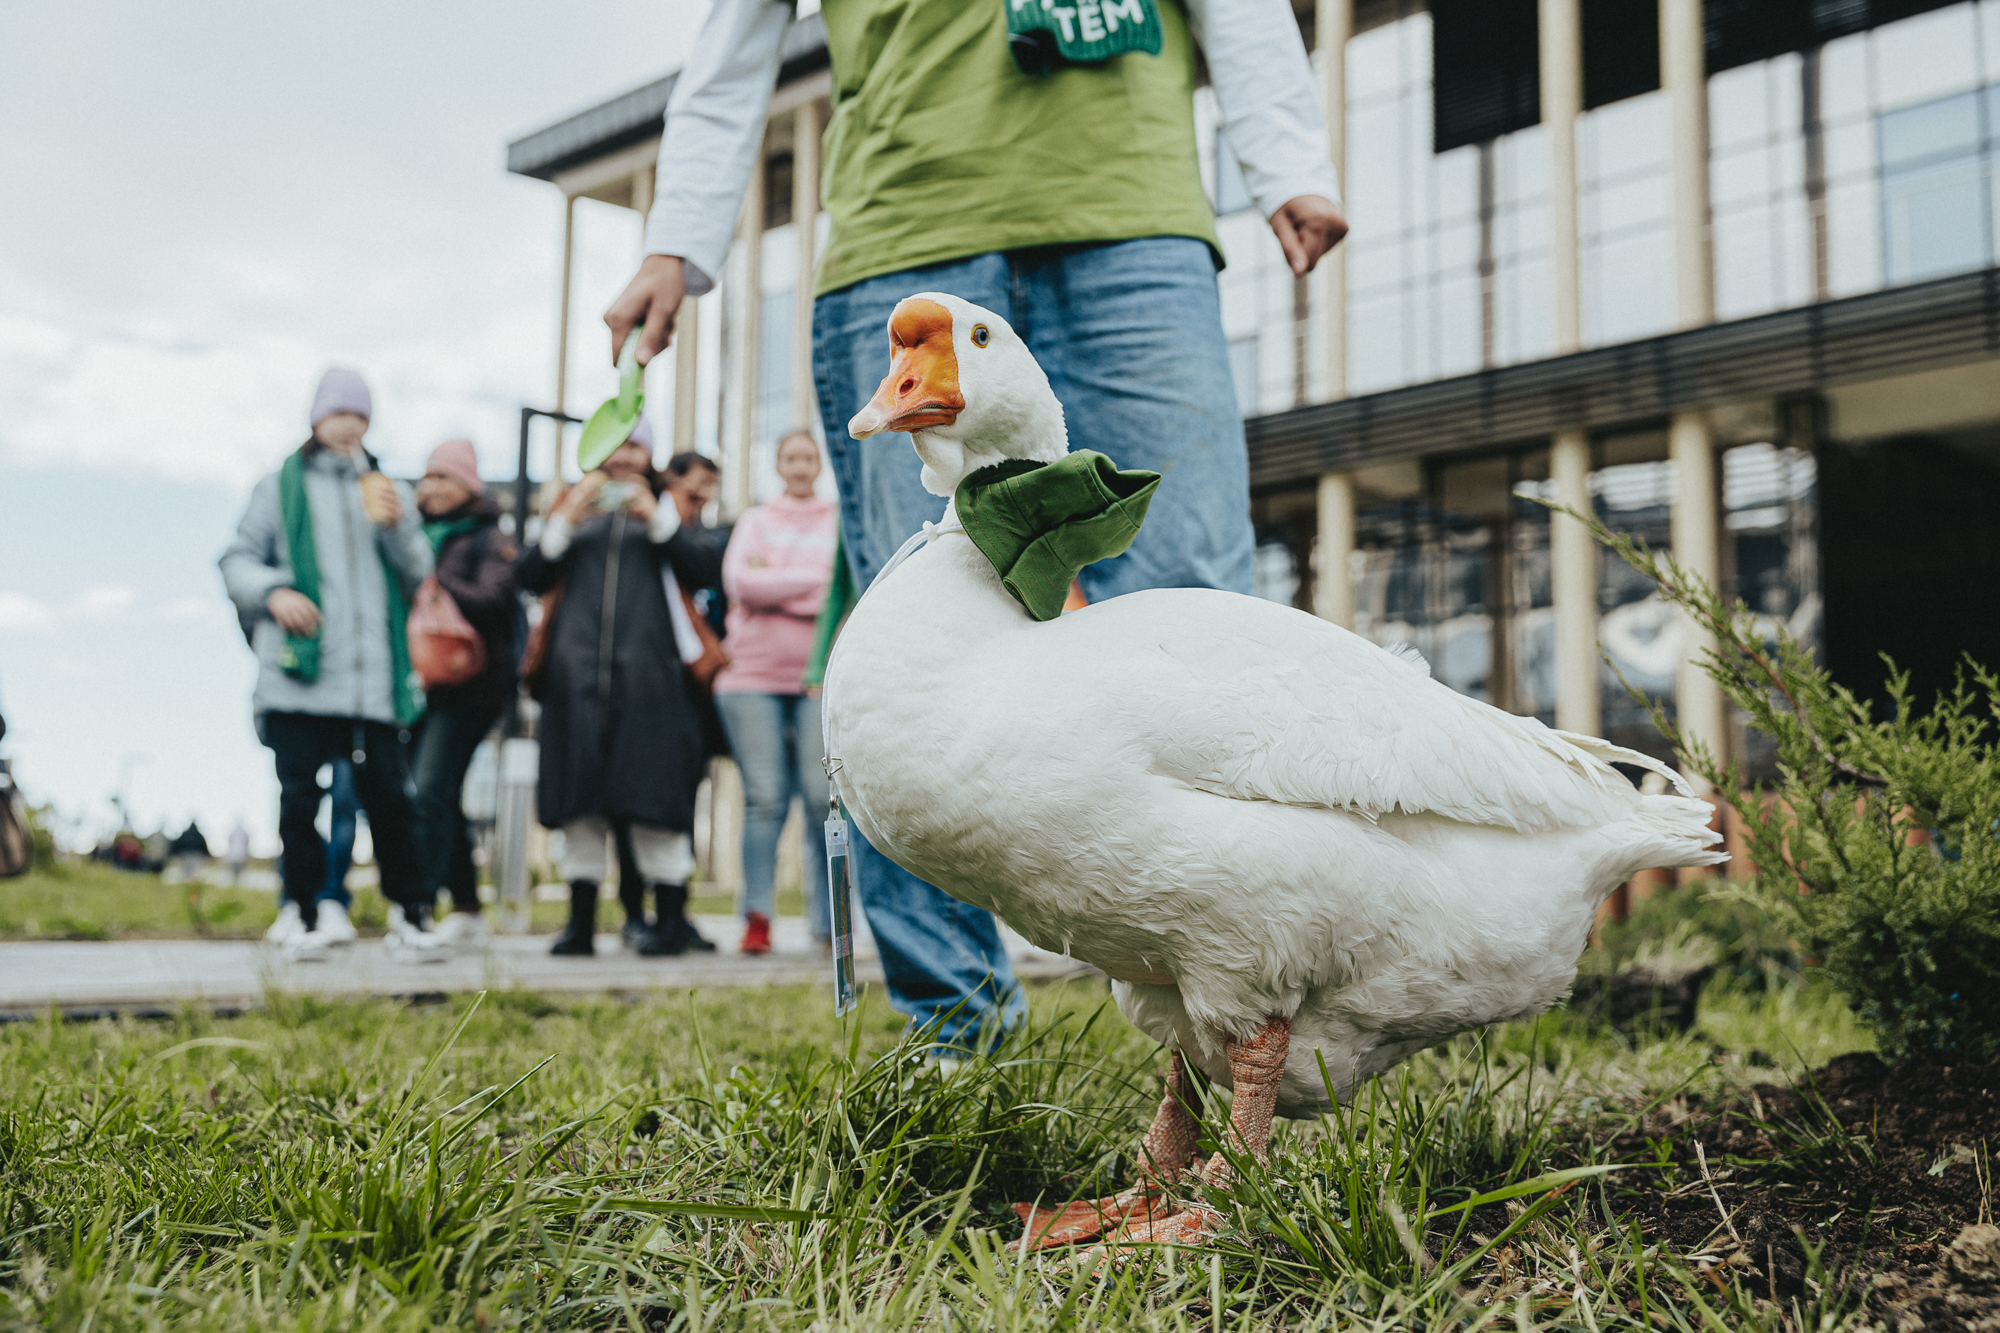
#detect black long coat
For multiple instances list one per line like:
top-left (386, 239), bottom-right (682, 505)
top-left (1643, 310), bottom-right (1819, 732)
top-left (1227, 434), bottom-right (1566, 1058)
top-left (516, 511), bottom-right (722, 832)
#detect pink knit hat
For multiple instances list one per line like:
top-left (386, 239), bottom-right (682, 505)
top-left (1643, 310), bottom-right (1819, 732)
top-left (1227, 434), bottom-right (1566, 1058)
top-left (424, 439), bottom-right (484, 496)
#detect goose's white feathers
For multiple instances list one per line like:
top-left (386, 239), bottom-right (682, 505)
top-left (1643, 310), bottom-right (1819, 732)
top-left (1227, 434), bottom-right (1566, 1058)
top-left (825, 293), bottom-right (1725, 1117)
top-left (1104, 589), bottom-right (1688, 834)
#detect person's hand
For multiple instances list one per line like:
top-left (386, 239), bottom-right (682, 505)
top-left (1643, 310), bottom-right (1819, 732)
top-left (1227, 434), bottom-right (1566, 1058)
top-left (605, 254), bottom-right (688, 367)
top-left (1269, 195), bottom-right (1350, 277)
top-left (804, 683), bottom-right (822, 699)
top-left (625, 484), bottom-right (658, 524)
top-left (267, 589), bottom-right (322, 636)
top-left (556, 473), bottom-right (606, 523)
top-left (358, 472), bottom-right (403, 529)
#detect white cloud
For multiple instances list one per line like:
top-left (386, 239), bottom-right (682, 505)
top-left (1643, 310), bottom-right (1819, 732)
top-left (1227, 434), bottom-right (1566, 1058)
top-left (0, 592), bottom-right (55, 630)
top-left (77, 584), bottom-right (137, 618)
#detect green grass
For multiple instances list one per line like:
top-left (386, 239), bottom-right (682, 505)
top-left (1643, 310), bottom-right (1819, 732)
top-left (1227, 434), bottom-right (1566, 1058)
top-left (0, 863), bottom-right (281, 941)
top-left (0, 974), bottom-right (1879, 1331)
top-left (0, 863), bottom-right (798, 942)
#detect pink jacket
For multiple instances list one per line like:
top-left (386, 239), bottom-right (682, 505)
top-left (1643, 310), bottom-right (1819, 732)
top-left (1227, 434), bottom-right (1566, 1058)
top-left (713, 495), bottom-right (838, 695)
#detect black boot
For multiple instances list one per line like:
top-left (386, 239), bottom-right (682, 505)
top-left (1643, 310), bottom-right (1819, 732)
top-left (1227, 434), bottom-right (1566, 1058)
top-left (549, 880), bottom-right (598, 956)
top-left (656, 882), bottom-right (713, 953)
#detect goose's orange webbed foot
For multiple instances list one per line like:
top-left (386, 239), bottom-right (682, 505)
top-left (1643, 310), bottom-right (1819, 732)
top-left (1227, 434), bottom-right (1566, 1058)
top-left (1008, 1047), bottom-right (1200, 1251)
top-left (1097, 1016), bottom-right (1292, 1255)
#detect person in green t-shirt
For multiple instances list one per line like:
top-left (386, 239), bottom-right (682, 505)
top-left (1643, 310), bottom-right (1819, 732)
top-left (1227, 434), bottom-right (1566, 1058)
top-left (604, 0), bottom-right (1345, 1050)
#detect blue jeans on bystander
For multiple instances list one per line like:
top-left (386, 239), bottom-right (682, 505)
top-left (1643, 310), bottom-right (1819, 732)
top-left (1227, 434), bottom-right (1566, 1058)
top-left (714, 691), bottom-right (831, 942)
top-left (810, 235), bottom-right (1254, 1048)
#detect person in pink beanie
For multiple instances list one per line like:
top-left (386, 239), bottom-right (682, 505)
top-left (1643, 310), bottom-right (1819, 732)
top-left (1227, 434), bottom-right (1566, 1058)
top-left (713, 430), bottom-right (837, 954)
top-left (410, 437), bottom-right (519, 947)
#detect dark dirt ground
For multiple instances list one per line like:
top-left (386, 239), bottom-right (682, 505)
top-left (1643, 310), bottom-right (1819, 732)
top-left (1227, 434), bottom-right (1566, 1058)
top-left (1607, 1051), bottom-right (1998, 1321)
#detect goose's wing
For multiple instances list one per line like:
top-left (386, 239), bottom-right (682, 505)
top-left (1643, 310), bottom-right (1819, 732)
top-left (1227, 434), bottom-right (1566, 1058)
top-left (1074, 589), bottom-right (1674, 834)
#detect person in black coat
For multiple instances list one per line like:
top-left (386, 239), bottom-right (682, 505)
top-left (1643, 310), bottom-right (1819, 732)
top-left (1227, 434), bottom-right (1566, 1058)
top-left (411, 439), bottom-right (519, 945)
top-left (516, 421), bottom-right (722, 956)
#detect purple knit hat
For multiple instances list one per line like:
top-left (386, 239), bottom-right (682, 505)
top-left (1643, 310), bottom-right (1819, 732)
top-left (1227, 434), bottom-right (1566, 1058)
top-left (310, 368), bottom-right (372, 426)
top-left (628, 416), bottom-right (656, 453)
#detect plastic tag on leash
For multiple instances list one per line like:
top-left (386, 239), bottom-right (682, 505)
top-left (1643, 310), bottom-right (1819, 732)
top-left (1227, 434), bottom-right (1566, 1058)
top-left (825, 811), bottom-right (858, 1017)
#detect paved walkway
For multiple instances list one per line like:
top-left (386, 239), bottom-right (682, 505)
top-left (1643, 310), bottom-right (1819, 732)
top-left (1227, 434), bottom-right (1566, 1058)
top-left (0, 915), bottom-right (1092, 1018)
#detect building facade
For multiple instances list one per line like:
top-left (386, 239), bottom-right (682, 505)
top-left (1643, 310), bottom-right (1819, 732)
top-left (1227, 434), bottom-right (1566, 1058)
top-left (508, 0), bottom-right (2000, 791)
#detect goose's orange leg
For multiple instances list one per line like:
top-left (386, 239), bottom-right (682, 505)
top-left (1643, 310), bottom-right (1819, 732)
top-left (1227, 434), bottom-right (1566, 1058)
top-left (1111, 1016), bottom-right (1291, 1248)
top-left (1010, 1048), bottom-right (1199, 1250)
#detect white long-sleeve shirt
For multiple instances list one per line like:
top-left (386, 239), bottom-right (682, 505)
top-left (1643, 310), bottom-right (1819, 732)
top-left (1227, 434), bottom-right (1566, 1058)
top-left (644, 0), bottom-right (1340, 296)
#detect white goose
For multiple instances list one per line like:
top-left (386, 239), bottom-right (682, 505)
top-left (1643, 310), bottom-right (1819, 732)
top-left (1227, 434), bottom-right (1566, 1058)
top-left (823, 293), bottom-right (1725, 1247)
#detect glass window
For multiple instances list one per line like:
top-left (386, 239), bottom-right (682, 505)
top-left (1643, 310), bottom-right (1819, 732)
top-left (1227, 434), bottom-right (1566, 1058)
top-left (1579, 91), bottom-right (1674, 345)
top-left (1721, 443), bottom-right (1820, 781)
top-left (1871, 2), bottom-right (1981, 112)
top-left (1338, 9), bottom-right (1549, 393)
top-left (1352, 451), bottom-right (1552, 719)
top-left (1253, 539), bottom-right (1301, 606)
top-left (1880, 89), bottom-right (1982, 167)
top-left (1589, 459), bottom-right (1678, 763)
top-left (1878, 88), bottom-right (1994, 284)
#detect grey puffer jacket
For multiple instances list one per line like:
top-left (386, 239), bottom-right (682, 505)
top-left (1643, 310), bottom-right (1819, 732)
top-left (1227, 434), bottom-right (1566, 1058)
top-left (218, 443), bottom-right (433, 725)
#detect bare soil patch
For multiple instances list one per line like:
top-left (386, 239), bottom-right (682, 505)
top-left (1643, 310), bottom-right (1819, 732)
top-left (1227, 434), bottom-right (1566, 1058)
top-left (1610, 1051), bottom-right (1998, 1318)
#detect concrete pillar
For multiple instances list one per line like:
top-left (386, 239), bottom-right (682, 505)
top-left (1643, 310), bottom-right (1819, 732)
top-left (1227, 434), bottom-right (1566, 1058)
top-left (729, 151), bottom-right (765, 521)
top-left (1316, 0), bottom-right (1350, 400)
top-left (1540, 0), bottom-right (1583, 355)
top-left (553, 194), bottom-right (576, 415)
top-left (792, 102), bottom-right (820, 432)
top-left (1669, 411), bottom-right (1724, 789)
top-left (1550, 430), bottom-right (1600, 734)
top-left (673, 299), bottom-right (701, 455)
top-left (1661, 0), bottom-right (1714, 331)
top-left (1662, 0), bottom-right (1723, 789)
top-left (1313, 471), bottom-right (1357, 628)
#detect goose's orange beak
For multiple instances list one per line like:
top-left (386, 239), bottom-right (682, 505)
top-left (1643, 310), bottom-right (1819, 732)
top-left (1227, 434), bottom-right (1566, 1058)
top-left (848, 298), bottom-right (964, 438)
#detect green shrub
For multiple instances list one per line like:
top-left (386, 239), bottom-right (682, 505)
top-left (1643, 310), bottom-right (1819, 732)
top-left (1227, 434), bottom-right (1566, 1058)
top-left (1588, 882), bottom-right (1805, 988)
top-left (1578, 513), bottom-right (2000, 1063)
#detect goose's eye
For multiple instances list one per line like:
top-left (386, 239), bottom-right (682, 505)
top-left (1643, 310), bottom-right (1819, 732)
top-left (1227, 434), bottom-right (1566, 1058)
top-left (971, 324), bottom-right (991, 348)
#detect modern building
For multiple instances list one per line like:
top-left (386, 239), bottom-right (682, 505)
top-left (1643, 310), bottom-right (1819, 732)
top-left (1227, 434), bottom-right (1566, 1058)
top-left (508, 0), bottom-right (2000, 801)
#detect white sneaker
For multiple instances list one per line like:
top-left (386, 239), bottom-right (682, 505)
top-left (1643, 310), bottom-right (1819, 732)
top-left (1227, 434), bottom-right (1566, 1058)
top-left (434, 912), bottom-right (488, 949)
top-left (314, 899), bottom-right (359, 946)
top-left (285, 931), bottom-right (332, 963)
top-left (384, 904), bottom-right (450, 964)
top-left (265, 901), bottom-right (307, 947)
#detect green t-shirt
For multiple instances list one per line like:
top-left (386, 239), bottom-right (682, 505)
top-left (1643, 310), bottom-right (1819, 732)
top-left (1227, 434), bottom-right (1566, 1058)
top-left (815, 0), bottom-right (1220, 297)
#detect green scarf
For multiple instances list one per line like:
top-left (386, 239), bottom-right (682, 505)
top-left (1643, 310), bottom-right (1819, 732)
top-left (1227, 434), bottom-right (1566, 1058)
top-left (954, 451), bottom-right (1160, 621)
top-left (422, 514), bottom-right (483, 553)
top-left (278, 450), bottom-right (424, 726)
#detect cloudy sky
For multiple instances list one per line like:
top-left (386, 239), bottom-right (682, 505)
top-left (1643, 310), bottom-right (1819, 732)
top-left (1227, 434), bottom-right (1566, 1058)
top-left (0, 0), bottom-right (712, 848)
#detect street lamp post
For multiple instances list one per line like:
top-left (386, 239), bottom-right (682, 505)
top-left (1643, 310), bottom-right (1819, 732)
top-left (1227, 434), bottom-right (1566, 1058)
top-left (495, 405), bottom-right (577, 934)
top-left (514, 405), bottom-right (580, 543)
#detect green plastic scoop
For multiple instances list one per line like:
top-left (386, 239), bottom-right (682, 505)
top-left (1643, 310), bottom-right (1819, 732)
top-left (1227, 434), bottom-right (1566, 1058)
top-left (576, 328), bottom-right (646, 472)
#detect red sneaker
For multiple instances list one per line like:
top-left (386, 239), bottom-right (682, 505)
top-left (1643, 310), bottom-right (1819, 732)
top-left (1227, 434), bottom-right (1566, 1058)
top-left (739, 912), bottom-right (772, 955)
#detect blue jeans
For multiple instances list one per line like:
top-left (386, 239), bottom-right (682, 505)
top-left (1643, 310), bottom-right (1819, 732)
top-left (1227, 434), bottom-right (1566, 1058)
top-left (811, 237), bottom-right (1250, 1045)
top-left (322, 757), bottom-right (357, 909)
top-left (714, 691), bottom-right (831, 940)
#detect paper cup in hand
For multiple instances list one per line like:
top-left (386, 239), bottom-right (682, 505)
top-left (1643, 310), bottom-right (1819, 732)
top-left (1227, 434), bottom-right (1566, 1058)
top-left (359, 472), bottom-right (397, 526)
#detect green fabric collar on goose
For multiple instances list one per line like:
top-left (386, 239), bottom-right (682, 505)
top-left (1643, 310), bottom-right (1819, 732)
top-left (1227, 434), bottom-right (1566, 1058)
top-left (954, 451), bottom-right (1160, 621)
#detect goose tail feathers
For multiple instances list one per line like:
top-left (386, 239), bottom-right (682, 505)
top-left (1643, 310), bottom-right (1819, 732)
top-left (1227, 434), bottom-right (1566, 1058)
top-left (1549, 731), bottom-right (1730, 895)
